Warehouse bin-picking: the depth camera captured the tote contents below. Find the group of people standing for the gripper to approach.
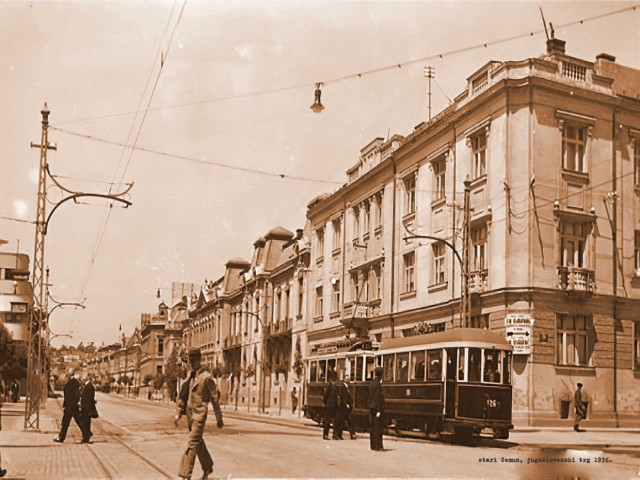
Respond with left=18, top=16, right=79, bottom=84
left=0, top=379, right=20, bottom=404
left=321, top=365, right=385, bottom=451
left=53, top=371, right=98, bottom=444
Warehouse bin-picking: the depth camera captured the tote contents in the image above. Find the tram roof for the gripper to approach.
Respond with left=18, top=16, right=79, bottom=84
left=379, top=328, right=512, bottom=351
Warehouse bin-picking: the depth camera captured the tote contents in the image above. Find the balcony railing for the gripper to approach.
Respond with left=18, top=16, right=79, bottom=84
left=558, top=266, right=595, bottom=293
left=469, top=270, right=488, bottom=293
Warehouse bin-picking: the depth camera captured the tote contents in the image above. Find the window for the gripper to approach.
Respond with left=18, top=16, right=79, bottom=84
left=374, top=194, right=383, bottom=228
left=635, top=231, right=640, bottom=276
left=471, top=134, right=487, bottom=179
left=411, top=350, right=426, bottom=381
left=157, top=338, right=164, bottom=356
left=285, top=289, right=290, bottom=319
left=352, top=207, right=360, bottom=240
left=560, top=221, right=588, bottom=267
left=471, top=225, right=487, bottom=272
left=634, top=140, right=640, bottom=187
left=275, top=292, right=281, bottom=321
left=433, top=157, right=446, bottom=200
left=316, top=229, right=324, bottom=259
left=396, top=352, right=409, bottom=383
left=402, top=251, right=416, bottom=293
left=557, top=315, right=592, bottom=366
left=634, top=321, right=640, bottom=371
left=470, top=314, right=489, bottom=329
left=468, top=347, right=481, bottom=382
left=332, top=218, right=342, bottom=251
left=315, top=286, right=323, bottom=317
left=382, top=354, right=395, bottom=382
left=331, top=280, right=340, bottom=313
left=562, top=124, right=587, bottom=172
left=371, top=265, right=382, bottom=300
left=433, top=242, right=446, bottom=284
left=365, top=356, right=375, bottom=380
left=297, top=278, right=304, bottom=318
left=483, top=349, right=501, bottom=383
left=363, top=201, right=371, bottom=235
left=156, top=365, right=163, bottom=374
left=403, top=174, right=416, bottom=216
left=458, top=348, right=466, bottom=381
left=309, top=361, right=317, bottom=382
left=427, top=350, right=442, bottom=380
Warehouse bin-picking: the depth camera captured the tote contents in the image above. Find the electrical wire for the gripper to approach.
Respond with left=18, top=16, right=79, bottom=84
left=0, top=215, right=35, bottom=225
left=50, top=125, right=343, bottom=185
left=55, top=4, right=640, bottom=126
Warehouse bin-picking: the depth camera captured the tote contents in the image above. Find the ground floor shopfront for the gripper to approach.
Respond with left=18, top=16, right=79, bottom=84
left=305, top=289, right=640, bottom=427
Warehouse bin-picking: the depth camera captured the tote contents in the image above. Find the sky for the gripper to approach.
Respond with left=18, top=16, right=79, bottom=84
left=0, top=0, right=638, bottom=347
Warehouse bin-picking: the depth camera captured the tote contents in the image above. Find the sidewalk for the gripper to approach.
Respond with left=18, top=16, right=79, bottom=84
left=0, top=398, right=113, bottom=480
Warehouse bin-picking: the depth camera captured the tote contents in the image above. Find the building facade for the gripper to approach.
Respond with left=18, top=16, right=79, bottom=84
left=306, top=38, right=640, bottom=426
left=0, top=244, right=33, bottom=342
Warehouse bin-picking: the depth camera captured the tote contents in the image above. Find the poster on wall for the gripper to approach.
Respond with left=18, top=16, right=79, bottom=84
left=505, top=313, right=534, bottom=354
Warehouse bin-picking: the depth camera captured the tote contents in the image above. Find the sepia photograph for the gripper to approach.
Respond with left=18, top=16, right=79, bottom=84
left=0, top=1, right=639, bottom=479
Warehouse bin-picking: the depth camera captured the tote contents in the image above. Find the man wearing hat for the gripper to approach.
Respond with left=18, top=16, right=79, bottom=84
left=367, top=366, right=385, bottom=451
left=54, top=369, right=90, bottom=443
left=574, top=382, right=586, bottom=432
left=175, top=347, right=223, bottom=480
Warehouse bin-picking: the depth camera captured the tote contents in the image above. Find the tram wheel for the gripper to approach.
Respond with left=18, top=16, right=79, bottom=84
left=453, top=426, right=476, bottom=445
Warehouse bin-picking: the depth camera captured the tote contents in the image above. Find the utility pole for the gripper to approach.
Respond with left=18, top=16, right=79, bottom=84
left=461, top=178, right=472, bottom=328
left=25, top=103, right=56, bottom=430
left=424, top=66, right=435, bottom=122
left=25, top=104, right=132, bottom=429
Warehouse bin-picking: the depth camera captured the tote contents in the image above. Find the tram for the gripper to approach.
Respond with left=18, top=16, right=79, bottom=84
left=303, top=328, right=513, bottom=442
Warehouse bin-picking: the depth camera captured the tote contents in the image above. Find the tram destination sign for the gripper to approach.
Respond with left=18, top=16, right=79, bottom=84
left=505, top=313, right=534, bottom=355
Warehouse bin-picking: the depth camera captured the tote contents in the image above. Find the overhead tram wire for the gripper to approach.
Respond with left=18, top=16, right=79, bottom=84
left=74, top=0, right=183, bottom=321
left=55, top=4, right=640, bottom=126
left=50, top=126, right=343, bottom=185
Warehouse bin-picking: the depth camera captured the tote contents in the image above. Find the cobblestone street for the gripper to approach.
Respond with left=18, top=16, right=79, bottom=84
left=1, top=393, right=638, bottom=479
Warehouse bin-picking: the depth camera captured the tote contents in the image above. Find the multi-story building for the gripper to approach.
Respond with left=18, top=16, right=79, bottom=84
left=0, top=242, right=33, bottom=341
left=187, top=226, right=310, bottom=412
left=139, top=304, right=167, bottom=382
left=307, top=37, right=640, bottom=426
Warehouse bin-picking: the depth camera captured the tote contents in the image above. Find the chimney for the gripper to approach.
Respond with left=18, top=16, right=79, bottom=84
left=296, top=228, right=303, bottom=240
left=546, top=38, right=566, bottom=56
left=596, top=53, right=616, bottom=63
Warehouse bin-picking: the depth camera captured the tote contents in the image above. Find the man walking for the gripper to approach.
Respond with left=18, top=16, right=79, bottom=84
left=367, top=366, right=385, bottom=451
left=574, top=382, right=586, bottom=432
left=291, top=386, right=298, bottom=414
left=339, top=377, right=356, bottom=440
left=175, top=348, right=223, bottom=480
left=10, top=380, right=19, bottom=404
left=79, top=374, right=98, bottom=443
left=54, top=370, right=89, bottom=443
left=322, top=370, right=338, bottom=440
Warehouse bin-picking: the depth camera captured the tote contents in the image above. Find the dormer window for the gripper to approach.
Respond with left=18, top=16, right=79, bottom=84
left=472, top=72, right=489, bottom=94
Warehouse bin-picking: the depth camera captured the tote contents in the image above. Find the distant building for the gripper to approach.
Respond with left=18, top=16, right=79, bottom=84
left=0, top=242, right=33, bottom=341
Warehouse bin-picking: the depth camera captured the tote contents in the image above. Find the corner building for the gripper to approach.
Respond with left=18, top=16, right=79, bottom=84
left=306, top=38, right=640, bottom=426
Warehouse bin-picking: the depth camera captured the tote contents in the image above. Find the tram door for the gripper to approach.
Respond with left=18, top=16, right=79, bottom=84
left=444, top=348, right=457, bottom=417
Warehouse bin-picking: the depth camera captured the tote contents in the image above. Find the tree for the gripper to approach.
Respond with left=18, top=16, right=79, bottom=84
left=143, top=374, right=153, bottom=386
left=153, top=372, right=166, bottom=391
left=0, top=324, right=28, bottom=381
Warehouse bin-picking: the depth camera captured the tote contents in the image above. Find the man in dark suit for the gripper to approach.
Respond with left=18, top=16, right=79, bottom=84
left=322, top=370, right=338, bottom=440
left=574, top=382, right=586, bottom=432
left=339, top=377, right=356, bottom=440
left=54, top=370, right=89, bottom=443
left=367, top=366, right=385, bottom=451
left=79, top=375, right=98, bottom=443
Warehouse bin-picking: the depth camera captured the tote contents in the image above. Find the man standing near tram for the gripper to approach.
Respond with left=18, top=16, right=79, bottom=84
left=174, top=347, right=224, bottom=480
left=367, top=366, right=385, bottom=451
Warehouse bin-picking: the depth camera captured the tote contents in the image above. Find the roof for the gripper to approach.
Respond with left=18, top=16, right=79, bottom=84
left=265, top=226, right=293, bottom=240
left=379, top=328, right=511, bottom=351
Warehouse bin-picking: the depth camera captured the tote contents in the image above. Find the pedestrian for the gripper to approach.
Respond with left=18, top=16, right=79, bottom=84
left=54, top=370, right=90, bottom=443
left=79, top=374, right=98, bottom=443
left=10, top=380, right=19, bottom=403
left=291, top=386, right=298, bottom=414
left=339, top=377, right=356, bottom=440
left=574, top=382, right=586, bottom=432
left=174, top=347, right=223, bottom=480
left=322, top=370, right=339, bottom=440
left=367, top=366, right=385, bottom=451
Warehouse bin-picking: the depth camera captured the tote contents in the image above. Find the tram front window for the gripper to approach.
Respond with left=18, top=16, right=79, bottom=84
left=468, top=348, right=481, bottom=382
left=328, top=359, right=337, bottom=379
left=396, top=353, right=409, bottom=383
left=337, top=358, right=346, bottom=381
left=383, top=354, right=395, bottom=382
left=309, top=361, right=317, bottom=382
left=411, top=350, right=425, bottom=381
left=458, top=349, right=466, bottom=381
left=365, top=356, right=375, bottom=380
left=355, top=357, right=363, bottom=381
left=483, top=349, right=501, bottom=383
left=427, top=349, right=442, bottom=380
left=318, top=360, right=327, bottom=382
left=502, top=351, right=512, bottom=385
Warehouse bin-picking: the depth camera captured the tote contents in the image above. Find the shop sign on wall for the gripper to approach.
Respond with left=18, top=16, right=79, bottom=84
left=505, top=313, right=534, bottom=354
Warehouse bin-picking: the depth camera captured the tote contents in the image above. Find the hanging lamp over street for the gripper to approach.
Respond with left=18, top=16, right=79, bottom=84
left=310, top=82, right=325, bottom=113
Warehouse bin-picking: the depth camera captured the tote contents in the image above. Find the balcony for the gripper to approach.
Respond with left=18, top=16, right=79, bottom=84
left=558, top=266, right=595, bottom=294
left=469, top=270, right=488, bottom=293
